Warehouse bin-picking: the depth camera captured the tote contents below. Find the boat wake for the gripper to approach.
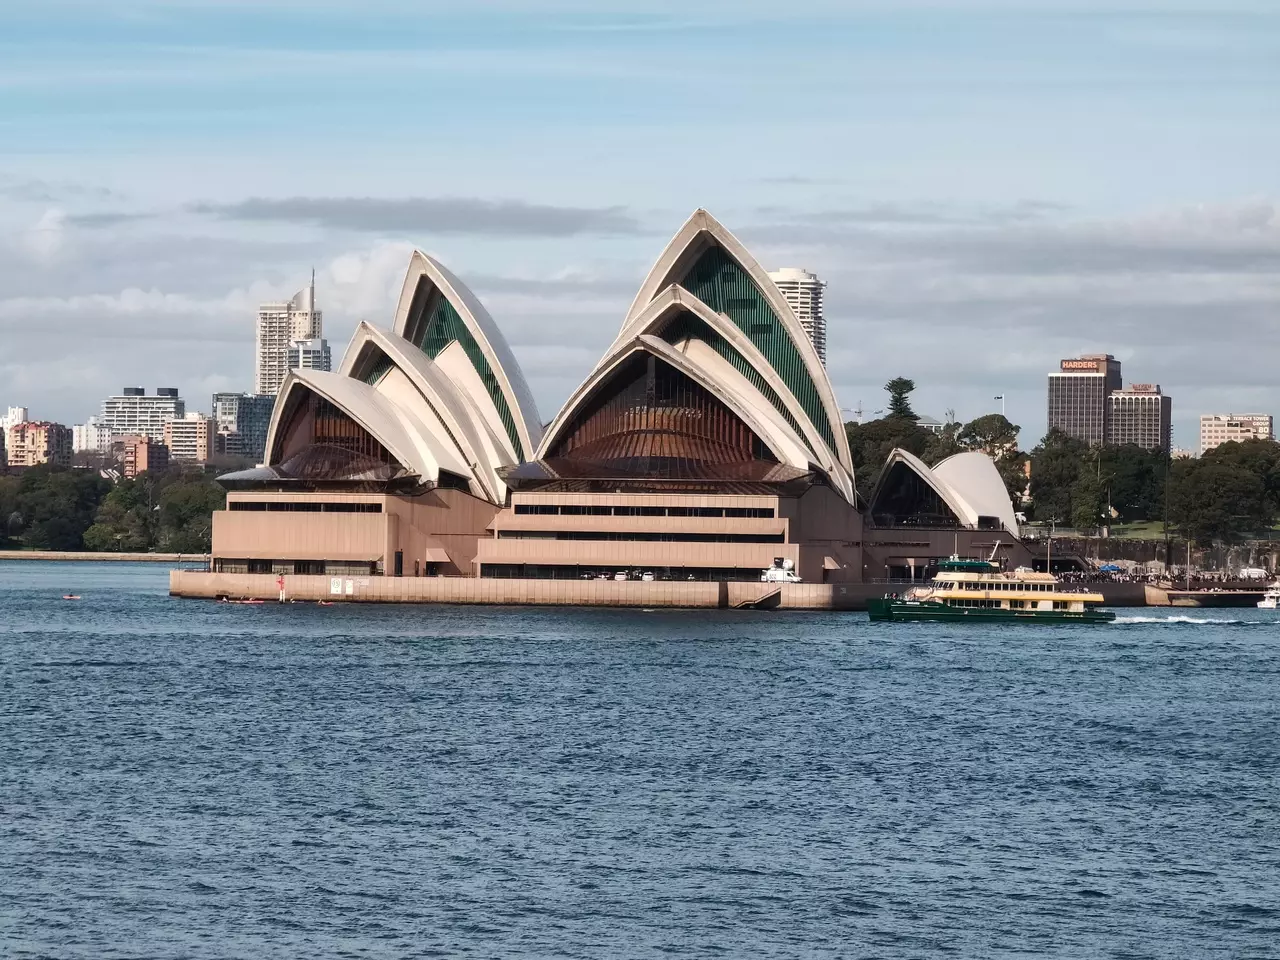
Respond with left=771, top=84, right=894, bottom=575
left=1112, top=615, right=1264, bottom=625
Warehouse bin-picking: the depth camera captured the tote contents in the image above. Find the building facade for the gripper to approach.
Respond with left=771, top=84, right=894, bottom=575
left=255, top=279, right=322, bottom=395
left=119, top=435, right=169, bottom=478
left=72, top=416, right=114, bottom=453
left=164, top=413, right=219, bottom=462
left=1106, top=385, right=1172, bottom=452
left=287, top=337, right=332, bottom=374
left=767, top=267, right=826, bottom=364
left=100, top=387, right=184, bottom=443
left=1200, top=414, right=1274, bottom=455
left=1, top=406, right=28, bottom=434
left=211, top=392, right=276, bottom=462
left=1046, top=354, right=1122, bottom=445
left=205, top=210, right=1026, bottom=586
left=6, top=421, right=72, bottom=467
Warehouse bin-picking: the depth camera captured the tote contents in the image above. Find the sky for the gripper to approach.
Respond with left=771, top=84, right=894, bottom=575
left=2, top=0, right=1277, bottom=451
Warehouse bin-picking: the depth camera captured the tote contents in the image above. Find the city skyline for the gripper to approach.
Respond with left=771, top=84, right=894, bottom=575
left=1, top=1, right=1277, bottom=448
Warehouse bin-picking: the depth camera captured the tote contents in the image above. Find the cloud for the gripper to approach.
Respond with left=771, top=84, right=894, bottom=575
left=64, top=211, right=155, bottom=228
left=191, top=197, right=646, bottom=237
left=23, top=208, right=66, bottom=261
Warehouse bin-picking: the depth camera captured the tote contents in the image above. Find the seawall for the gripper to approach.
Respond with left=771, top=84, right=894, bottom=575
left=170, top=571, right=874, bottom=610
left=2, top=551, right=209, bottom=563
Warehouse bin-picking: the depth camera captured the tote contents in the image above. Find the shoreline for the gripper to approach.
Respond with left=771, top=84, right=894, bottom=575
left=1, top=551, right=209, bottom=564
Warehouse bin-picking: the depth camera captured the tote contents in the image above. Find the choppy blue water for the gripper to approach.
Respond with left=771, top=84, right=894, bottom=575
left=2, top=561, right=1279, bottom=959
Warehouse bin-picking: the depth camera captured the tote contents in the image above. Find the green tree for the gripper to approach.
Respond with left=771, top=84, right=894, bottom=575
left=1070, top=470, right=1107, bottom=531
left=1029, top=429, right=1088, bottom=523
left=958, top=414, right=1020, bottom=456
left=1168, top=460, right=1271, bottom=544
left=12, top=466, right=110, bottom=550
left=1200, top=439, right=1280, bottom=516
left=156, top=473, right=225, bottom=552
left=1098, top=444, right=1167, bottom=523
left=884, top=377, right=919, bottom=422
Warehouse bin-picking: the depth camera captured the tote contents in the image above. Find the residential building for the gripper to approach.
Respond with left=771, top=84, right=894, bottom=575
left=100, top=387, right=184, bottom=443
left=211, top=393, right=276, bottom=462
left=916, top=415, right=945, bottom=435
left=164, top=413, right=219, bottom=462
left=1199, top=414, right=1274, bottom=455
left=255, top=276, right=322, bottom=395
left=1106, top=385, right=1172, bottom=452
left=72, top=416, right=113, bottom=453
left=287, top=337, right=332, bottom=374
left=768, top=267, right=826, bottom=364
left=6, top=421, right=72, bottom=467
left=1, top=406, right=29, bottom=434
left=1046, top=354, right=1123, bottom=445
left=119, top=435, right=169, bottom=478
left=205, top=210, right=1031, bottom=586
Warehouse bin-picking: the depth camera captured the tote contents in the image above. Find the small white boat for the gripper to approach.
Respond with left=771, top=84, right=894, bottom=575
left=1257, top=583, right=1280, bottom=609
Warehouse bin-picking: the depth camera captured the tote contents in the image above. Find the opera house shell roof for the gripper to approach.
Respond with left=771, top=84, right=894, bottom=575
left=867, top=448, right=1020, bottom=536
left=228, top=208, right=858, bottom=509
left=513, top=209, right=856, bottom=502
left=223, top=250, right=542, bottom=505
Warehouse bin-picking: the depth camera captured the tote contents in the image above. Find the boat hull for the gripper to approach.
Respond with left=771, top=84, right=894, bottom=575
left=867, top=598, right=1115, bottom=624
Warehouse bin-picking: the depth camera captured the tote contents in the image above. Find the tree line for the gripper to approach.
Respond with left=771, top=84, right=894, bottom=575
left=847, top=378, right=1280, bottom=544
left=0, top=465, right=225, bottom=553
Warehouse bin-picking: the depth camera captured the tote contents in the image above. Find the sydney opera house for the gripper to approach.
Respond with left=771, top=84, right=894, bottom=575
left=206, top=210, right=1029, bottom=597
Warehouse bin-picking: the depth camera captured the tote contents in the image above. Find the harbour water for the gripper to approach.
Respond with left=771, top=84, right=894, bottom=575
left=3, top=561, right=1279, bottom=958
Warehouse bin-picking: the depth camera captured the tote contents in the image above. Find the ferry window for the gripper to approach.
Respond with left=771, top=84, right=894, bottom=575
left=1010, top=600, right=1024, bottom=609
left=1053, top=601, right=1067, bottom=611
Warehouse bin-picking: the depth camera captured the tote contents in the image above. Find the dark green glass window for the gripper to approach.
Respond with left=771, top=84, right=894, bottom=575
left=408, top=290, right=525, bottom=458
left=678, top=244, right=836, bottom=450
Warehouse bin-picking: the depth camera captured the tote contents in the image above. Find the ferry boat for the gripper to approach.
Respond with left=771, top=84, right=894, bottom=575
left=867, top=556, right=1115, bottom=624
left=1257, top=582, right=1280, bottom=609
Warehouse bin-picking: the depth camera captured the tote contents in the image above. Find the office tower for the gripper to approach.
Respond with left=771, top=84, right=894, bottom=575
left=1046, top=354, right=1122, bottom=445
left=287, top=337, right=332, bottom=374
left=72, top=416, right=114, bottom=453
left=119, top=435, right=169, bottom=478
left=1199, top=414, right=1274, bottom=455
left=768, top=267, right=827, bottom=364
left=100, top=387, right=184, bottom=443
left=6, top=421, right=72, bottom=467
left=1106, top=385, right=1172, bottom=452
left=163, top=413, right=219, bottom=462
left=255, top=274, right=322, bottom=395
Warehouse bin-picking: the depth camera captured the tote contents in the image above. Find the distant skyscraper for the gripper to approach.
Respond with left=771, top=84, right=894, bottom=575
left=100, top=387, right=185, bottom=443
left=1200, top=414, right=1274, bottom=455
left=1106, top=385, right=1172, bottom=452
left=287, top=337, right=331, bottom=374
left=256, top=274, right=322, bottom=395
left=1046, top=354, right=1122, bottom=445
left=211, top=392, right=277, bottom=463
left=768, top=267, right=827, bottom=364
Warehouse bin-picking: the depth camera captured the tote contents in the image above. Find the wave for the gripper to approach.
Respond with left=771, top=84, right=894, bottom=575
left=1112, top=615, right=1259, bottom=625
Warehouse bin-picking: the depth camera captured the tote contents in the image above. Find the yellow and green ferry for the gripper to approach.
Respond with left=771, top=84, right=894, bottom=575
left=867, top=556, right=1115, bottom=624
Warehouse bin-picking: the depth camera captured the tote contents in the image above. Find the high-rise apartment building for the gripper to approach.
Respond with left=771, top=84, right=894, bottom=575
left=1046, top=354, right=1123, bottom=445
left=100, top=387, right=184, bottom=443
left=255, top=276, right=322, bottom=395
left=286, top=337, right=331, bottom=374
left=119, top=435, right=169, bottom=479
left=768, top=267, right=827, bottom=364
left=1199, top=414, right=1274, bottom=455
left=1, top=406, right=29, bottom=434
left=1106, top=385, right=1172, bottom=452
left=211, top=391, right=276, bottom=462
left=164, top=413, right=219, bottom=462
left=6, top=421, right=72, bottom=467
left=72, top=416, right=113, bottom=453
